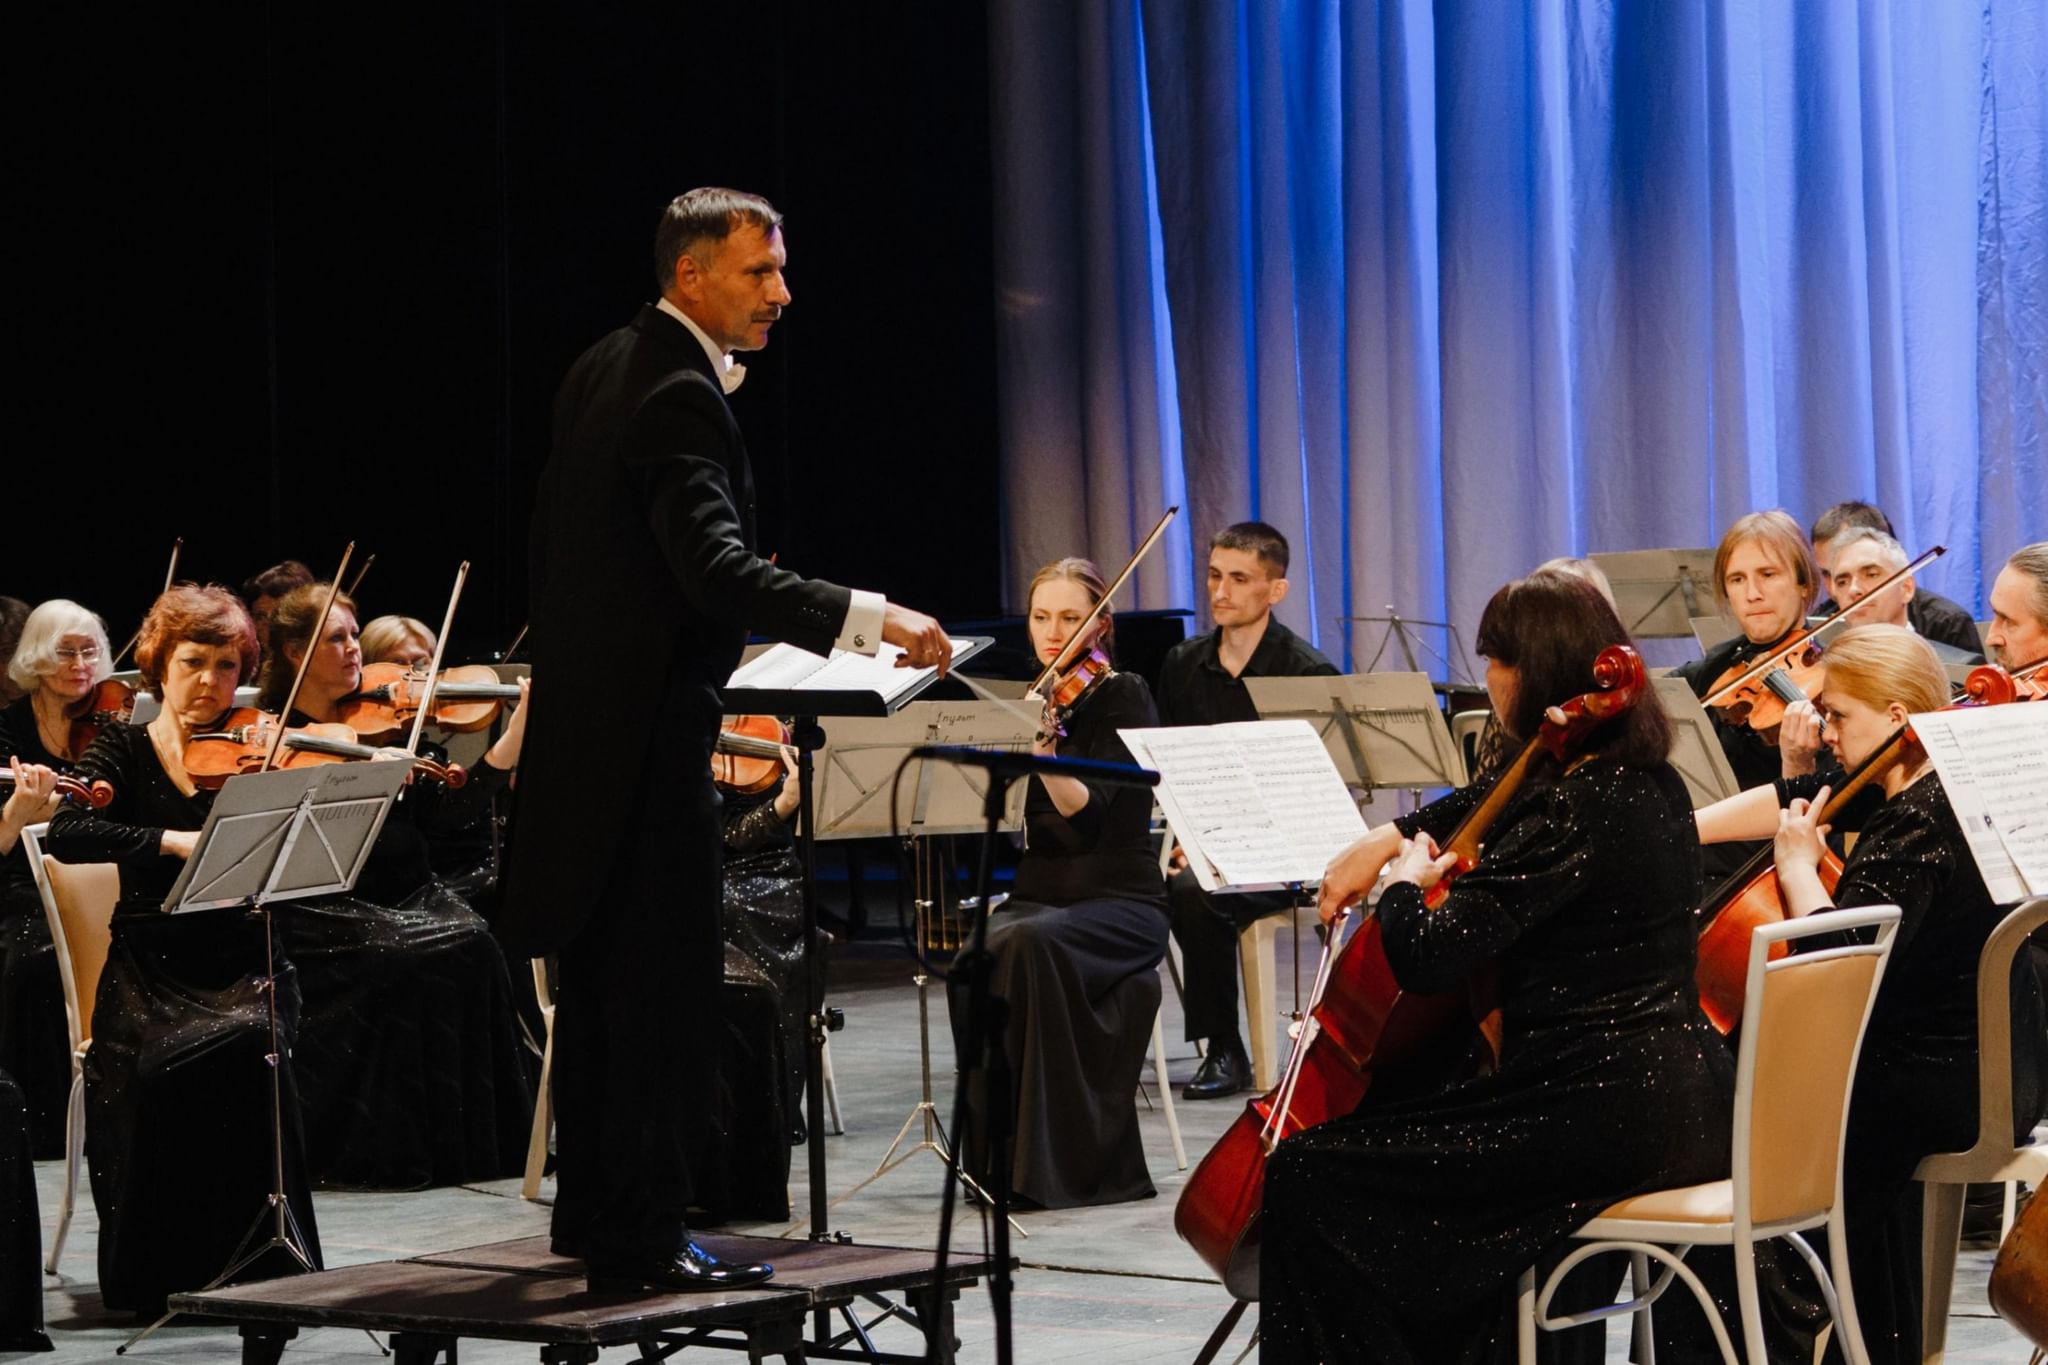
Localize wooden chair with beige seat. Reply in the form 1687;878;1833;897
1915;894;2048;1364
1516;904;1902;1365
20;821;120;1273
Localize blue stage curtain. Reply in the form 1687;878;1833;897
991;0;2046;662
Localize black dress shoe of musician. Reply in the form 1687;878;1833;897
1183;1041;1249;1100
587;1242;775;1294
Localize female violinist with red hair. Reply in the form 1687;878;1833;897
1269;571;1725;1362
45;585;321;1316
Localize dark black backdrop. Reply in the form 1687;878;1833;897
9;4;1001;658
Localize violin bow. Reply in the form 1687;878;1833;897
259;543;354;775
500;622;529;665
1701;545;1945;707
345;553;377;599
1027;505;1180;701
402;562;470;758
111;536;183;669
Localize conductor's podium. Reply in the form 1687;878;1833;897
166;1233;1002;1364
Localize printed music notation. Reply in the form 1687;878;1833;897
1120;720;1368;893
1911;703;2048;901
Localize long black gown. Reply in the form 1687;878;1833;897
271;710;532;1190
0;1066;54;1352
45;720;322;1316
1775;770;2047;1365
1260;759;1728;1364
0;695;84;1158
946;670;1170;1209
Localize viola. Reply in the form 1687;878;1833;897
1964;658;2047;705
714;715;790;794
67;679;136;757
1174;644;1648;1297
184;708;466;791
338;662;522;739
1700;544;1945;743
0;769;114;809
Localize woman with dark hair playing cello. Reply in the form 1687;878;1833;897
1262;571;1726;1362
1693;623;2047;1365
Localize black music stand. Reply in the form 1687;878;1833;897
722;636;991;1344
122;761;408;1355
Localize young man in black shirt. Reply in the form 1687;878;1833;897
1155;523;1336;1099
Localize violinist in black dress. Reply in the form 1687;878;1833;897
503;187;952;1292
0;599;113;1157
1695;623;2047;1365
45;587;322;1316
947;557;1170;1209
253;583;533;1189
1269;572;1727;1363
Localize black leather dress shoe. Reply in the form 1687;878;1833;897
1183;1043;1249;1100
587;1241;775;1294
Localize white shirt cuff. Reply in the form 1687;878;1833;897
835;590;887;655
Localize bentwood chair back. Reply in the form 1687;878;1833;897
1517;904;1900;1365
22;823;120;1273
1914;895;2048;1362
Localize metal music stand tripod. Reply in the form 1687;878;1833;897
808;702;1033;1232
122;761;408;1355
1346;606;1476;688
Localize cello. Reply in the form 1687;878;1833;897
1694;657;2043;1031
1174;644;1648;1298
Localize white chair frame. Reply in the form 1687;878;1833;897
1517;905;1902;1365
1913;895;2048;1363
22;822;119;1275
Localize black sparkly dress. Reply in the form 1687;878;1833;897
45;719;322;1316
0;695;82;1158
701;781;810;1220
1260;760;1727;1364
1776;770;2047;1365
270;710;532;1191
946;670;1170;1209
0;1066;54;1351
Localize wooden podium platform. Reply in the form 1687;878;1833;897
167;1233;1001;1364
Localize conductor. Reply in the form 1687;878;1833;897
504;187;951;1292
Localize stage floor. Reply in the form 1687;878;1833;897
29;932;2033;1362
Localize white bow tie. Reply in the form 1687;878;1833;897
720;359;746;395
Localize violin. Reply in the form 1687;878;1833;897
1701;544;1944;742
184;708;467;791
0;769;114;809
338;662;522;739
1175;645;1647;1297
67;679;136;757
713;715;790;795
1035;646;1116;743
1025;507;1180;739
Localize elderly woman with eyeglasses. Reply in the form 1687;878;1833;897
0;600;115;1158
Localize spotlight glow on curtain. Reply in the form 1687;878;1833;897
990;0;2046;665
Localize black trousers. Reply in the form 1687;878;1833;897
1166;866;1293;1045
550;753;724;1265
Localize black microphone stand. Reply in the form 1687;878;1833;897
921;745;1159;1365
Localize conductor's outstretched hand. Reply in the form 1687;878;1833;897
884;605;952;676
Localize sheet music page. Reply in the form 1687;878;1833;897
727;638;978;703
1122;720;1365;891
1909;704;2048;900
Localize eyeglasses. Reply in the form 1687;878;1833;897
55;646;102;664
